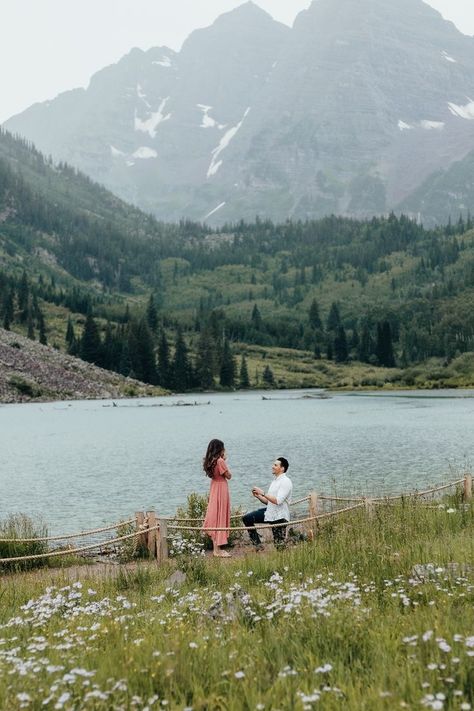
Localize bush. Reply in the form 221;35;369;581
8;375;42;398
115;519;150;562
0;514;49;571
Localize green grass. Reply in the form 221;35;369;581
1;497;474;709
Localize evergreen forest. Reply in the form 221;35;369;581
2;128;474;391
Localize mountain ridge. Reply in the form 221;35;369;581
5;0;474;225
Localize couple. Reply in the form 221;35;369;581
202;438;293;557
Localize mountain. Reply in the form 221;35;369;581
6;0;474;225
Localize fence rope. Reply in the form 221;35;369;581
0;524;160;564
0;518;136;544
318;478;464;503
167;495;311;523
168;503;364;533
0;477;466;551
0;504;364;564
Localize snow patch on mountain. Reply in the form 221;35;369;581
448;100;474;120
110;145;125;157
133;147;158;159
442;51;457;63
153;56;173;68
420;120;445;130
204;201;226;219
207;107;251;178
398;120;413;131
134;97;171;138
197;104;226;130
136;84;151;108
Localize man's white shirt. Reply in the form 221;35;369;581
264;473;293;522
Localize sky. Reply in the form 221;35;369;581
1;0;474;124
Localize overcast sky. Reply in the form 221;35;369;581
1;0;474;124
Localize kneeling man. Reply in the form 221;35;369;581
242;456;292;550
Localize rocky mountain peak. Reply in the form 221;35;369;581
6;0;474;226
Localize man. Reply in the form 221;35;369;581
242;456;292;550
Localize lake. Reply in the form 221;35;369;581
1;389;473;535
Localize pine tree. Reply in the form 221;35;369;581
326;302;341;332
219;339;236;388
383;321;395;367
37;310;47;345
172;329;193;392
157;329;171;387
146;293;159;333
308;298;322;330
239;355;250;388
334;326;348;363
80;312;102;365
2;288;14;330
376;321;395;367
27;310;35;340
262;364;275;386
18;271;29;322
251;303;262;330
195;327;215;389
128;319;157;384
358;324;372;363
65;317;75;349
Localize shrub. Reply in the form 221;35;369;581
115;519;150;562
8;375;42;398
0;514;49;571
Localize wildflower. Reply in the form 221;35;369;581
314;663;333;674
234;671;245;679
54;692;71;709
17;692;31;704
189;642;198;649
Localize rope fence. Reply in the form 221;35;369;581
0;475;471;566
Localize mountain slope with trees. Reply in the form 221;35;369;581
2;128;474;395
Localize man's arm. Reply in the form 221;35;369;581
266;479;292;506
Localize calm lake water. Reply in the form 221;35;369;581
1;389;474;535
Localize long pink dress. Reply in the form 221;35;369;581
203;457;230;546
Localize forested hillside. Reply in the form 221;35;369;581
1;128;474;393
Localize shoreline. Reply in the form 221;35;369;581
2;383;474;406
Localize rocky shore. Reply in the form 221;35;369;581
0;327;162;403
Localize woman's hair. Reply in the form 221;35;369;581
203;438;225;478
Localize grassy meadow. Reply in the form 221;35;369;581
1;495;474;710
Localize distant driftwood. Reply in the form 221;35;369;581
262;392;331;401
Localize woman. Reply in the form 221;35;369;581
202;438;232;557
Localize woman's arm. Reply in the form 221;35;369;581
222;468;232;480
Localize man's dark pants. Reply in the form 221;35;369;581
242;507;288;548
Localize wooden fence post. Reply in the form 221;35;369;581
364;498;374;518
157;518;169;562
135;511;146;550
463;474;472;502
146;511;157;559
307;492;318;540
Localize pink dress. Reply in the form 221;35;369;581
203;457;230;546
